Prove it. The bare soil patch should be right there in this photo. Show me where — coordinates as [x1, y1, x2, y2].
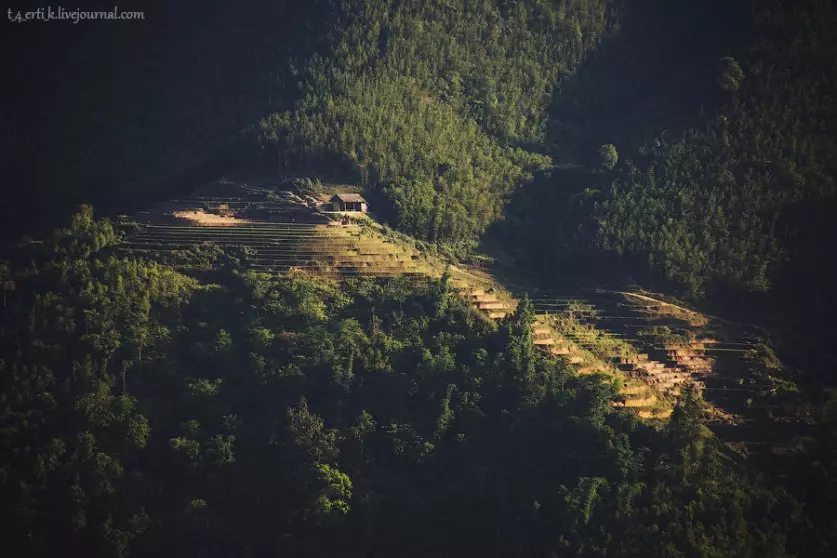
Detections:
[171, 210, 254, 226]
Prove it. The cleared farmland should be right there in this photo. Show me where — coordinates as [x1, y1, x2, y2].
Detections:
[121, 221, 432, 278]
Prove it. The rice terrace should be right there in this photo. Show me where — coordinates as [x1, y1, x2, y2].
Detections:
[116, 180, 816, 471]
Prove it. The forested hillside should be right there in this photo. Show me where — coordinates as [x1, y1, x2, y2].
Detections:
[493, 0, 837, 385]
[594, 0, 837, 296]
[2, 210, 831, 557]
[251, 0, 837, 352]
[501, 0, 837, 289]
[257, 0, 618, 249]
[4, 0, 837, 555]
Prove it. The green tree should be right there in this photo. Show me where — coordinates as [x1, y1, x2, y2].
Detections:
[308, 464, 353, 520]
[598, 143, 619, 170]
[718, 56, 745, 91]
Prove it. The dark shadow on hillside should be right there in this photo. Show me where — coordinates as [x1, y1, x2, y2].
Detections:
[482, 167, 648, 293]
[771, 196, 837, 385]
[0, 0, 341, 240]
[489, 0, 752, 293]
[547, 0, 750, 163]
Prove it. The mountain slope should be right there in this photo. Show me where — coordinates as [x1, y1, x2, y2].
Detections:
[255, 0, 619, 249]
[1, 203, 826, 556]
[495, 0, 837, 391]
[117, 183, 810, 448]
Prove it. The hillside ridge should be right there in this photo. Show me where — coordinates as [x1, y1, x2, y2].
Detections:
[119, 182, 814, 465]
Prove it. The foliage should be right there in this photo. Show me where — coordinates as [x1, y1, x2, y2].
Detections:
[258, 0, 618, 249]
[500, 0, 837, 302]
[718, 56, 745, 92]
[5, 0, 837, 555]
[598, 143, 619, 170]
[0, 211, 827, 556]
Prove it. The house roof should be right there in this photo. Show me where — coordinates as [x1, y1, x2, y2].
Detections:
[332, 193, 367, 203]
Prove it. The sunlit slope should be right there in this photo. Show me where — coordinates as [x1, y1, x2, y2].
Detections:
[118, 185, 813, 456]
[119, 186, 435, 278]
[124, 222, 433, 278]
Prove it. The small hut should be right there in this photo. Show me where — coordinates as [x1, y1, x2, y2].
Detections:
[331, 193, 368, 212]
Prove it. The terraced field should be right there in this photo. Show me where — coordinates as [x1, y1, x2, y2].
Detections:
[122, 221, 430, 278]
[450, 285, 675, 419]
[447, 279, 815, 461]
[119, 186, 433, 278]
[512, 287, 816, 460]
[119, 183, 816, 464]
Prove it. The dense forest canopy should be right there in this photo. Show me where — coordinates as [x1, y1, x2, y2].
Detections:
[251, 0, 837, 327]
[492, 0, 837, 381]
[257, 0, 618, 249]
[3, 0, 837, 556]
[592, 0, 837, 296]
[493, 0, 837, 293]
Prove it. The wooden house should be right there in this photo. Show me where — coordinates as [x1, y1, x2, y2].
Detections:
[331, 193, 368, 212]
